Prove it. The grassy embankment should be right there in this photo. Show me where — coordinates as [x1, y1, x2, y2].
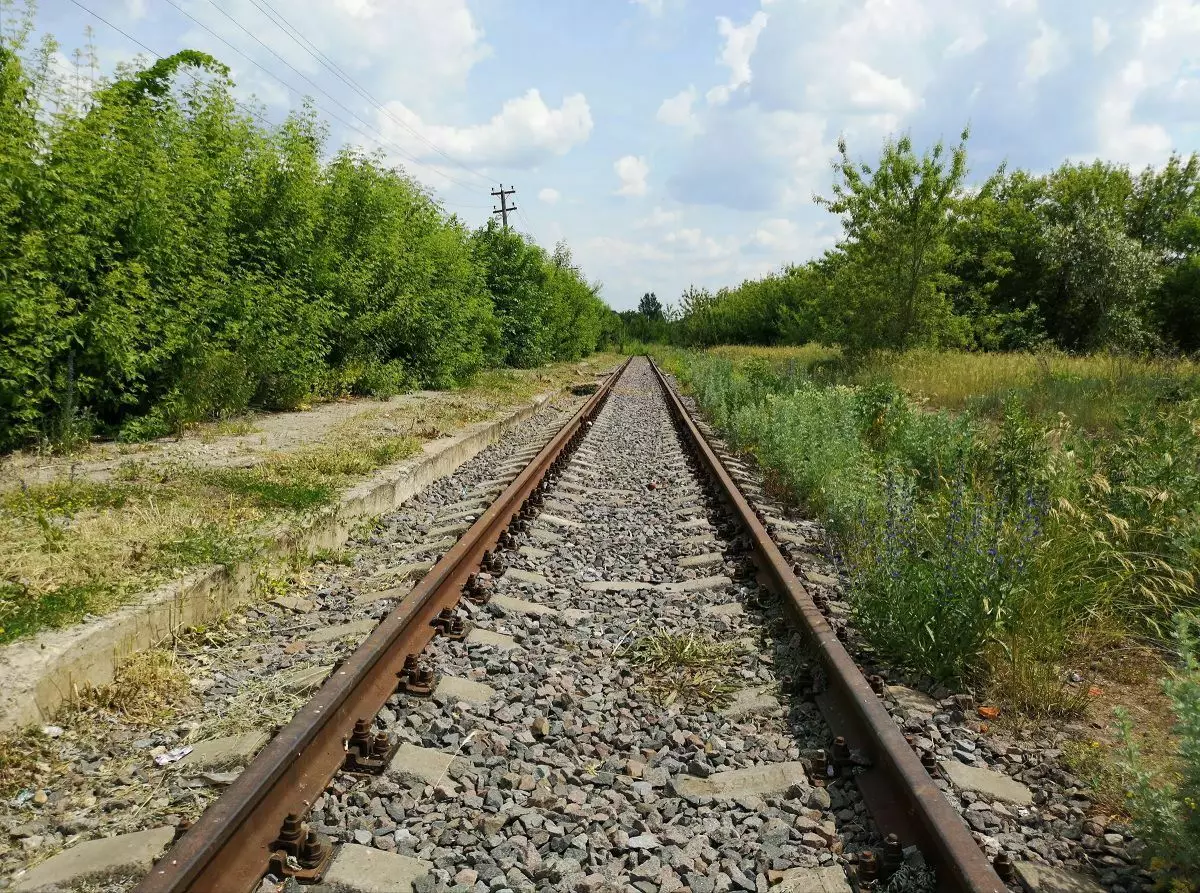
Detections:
[658, 344, 1200, 877]
[0, 357, 619, 644]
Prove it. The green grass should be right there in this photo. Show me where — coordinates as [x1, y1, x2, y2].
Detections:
[0, 356, 619, 644]
[657, 345, 1200, 704]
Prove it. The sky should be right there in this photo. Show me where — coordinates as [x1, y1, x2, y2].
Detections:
[34, 0, 1200, 310]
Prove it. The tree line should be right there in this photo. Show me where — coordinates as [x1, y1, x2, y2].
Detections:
[0, 15, 614, 452]
[654, 128, 1199, 356]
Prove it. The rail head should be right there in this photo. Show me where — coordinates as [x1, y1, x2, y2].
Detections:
[650, 359, 1005, 893]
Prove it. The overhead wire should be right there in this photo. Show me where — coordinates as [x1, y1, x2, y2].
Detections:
[160, 0, 485, 193]
[64, 0, 277, 131]
[65, 0, 504, 216]
[241, 0, 495, 189]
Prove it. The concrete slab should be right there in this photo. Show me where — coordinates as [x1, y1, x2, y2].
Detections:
[353, 586, 408, 606]
[679, 552, 723, 568]
[390, 742, 459, 785]
[681, 534, 718, 546]
[519, 546, 552, 559]
[704, 602, 744, 618]
[433, 506, 483, 524]
[1013, 862, 1105, 893]
[580, 580, 657, 592]
[530, 528, 564, 545]
[381, 561, 435, 581]
[504, 568, 549, 587]
[13, 826, 175, 892]
[177, 731, 268, 771]
[277, 663, 332, 692]
[491, 595, 557, 617]
[662, 575, 731, 593]
[539, 513, 584, 529]
[563, 608, 592, 623]
[304, 619, 377, 644]
[887, 685, 939, 716]
[671, 762, 807, 800]
[435, 497, 489, 515]
[465, 628, 521, 651]
[395, 537, 454, 559]
[322, 844, 432, 893]
[777, 532, 818, 550]
[427, 521, 471, 539]
[765, 516, 801, 531]
[270, 596, 314, 613]
[674, 505, 706, 518]
[678, 517, 713, 530]
[720, 687, 780, 719]
[775, 867, 852, 893]
[942, 761, 1034, 806]
[432, 675, 496, 704]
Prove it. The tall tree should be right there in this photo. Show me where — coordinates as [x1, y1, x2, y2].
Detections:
[816, 129, 971, 353]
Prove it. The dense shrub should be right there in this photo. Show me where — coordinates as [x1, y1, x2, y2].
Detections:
[0, 13, 608, 451]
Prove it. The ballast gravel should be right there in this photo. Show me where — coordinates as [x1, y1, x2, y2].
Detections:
[297, 359, 873, 893]
[0, 394, 590, 891]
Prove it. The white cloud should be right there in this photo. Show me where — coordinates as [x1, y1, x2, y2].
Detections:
[944, 22, 987, 57]
[1093, 17, 1112, 53]
[843, 61, 920, 113]
[707, 11, 769, 106]
[1095, 0, 1200, 165]
[657, 87, 700, 132]
[635, 206, 683, 228]
[1023, 20, 1068, 86]
[615, 155, 650, 196]
[538, 187, 561, 204]
[631, 0, 666, 16]
[378, 89, 593, 168]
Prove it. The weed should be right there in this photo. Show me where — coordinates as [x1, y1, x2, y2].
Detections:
[66, 650, 193, 725]
[206, 467, 332, 511]
[1117, 615, 1200, 885]
[622, 631, 740, 707]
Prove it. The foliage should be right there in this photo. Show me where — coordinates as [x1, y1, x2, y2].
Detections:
[0, 8, 608, 452]
[657, 129, 1200, 358]
[659, 346, 1200, 696]
[815, 129, 971, 353]
[1118, 615, 1200, 886]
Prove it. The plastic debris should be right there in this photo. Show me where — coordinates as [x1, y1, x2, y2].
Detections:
[154, 745, 194, 767]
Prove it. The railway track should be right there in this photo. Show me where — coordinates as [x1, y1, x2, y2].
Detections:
[29, 357, 1007, 893]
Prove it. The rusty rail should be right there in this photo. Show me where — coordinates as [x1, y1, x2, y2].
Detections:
[650, 360, 1005, 893]
[135, 359, 630, 893]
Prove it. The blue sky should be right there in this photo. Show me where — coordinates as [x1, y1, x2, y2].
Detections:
[38, 0, 1200, 310]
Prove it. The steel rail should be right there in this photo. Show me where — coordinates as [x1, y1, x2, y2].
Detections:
[650, 360, 1005, 893]
[135, 358, 631, 893]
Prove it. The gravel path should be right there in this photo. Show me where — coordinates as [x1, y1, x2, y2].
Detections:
[300, 358, 873, 893]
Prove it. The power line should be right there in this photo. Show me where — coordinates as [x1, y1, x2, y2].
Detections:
[63, 0, 276, 130]
[161, 0, 484, 193]
[66, 0, 504, 220]
[241, 0, 494, 188]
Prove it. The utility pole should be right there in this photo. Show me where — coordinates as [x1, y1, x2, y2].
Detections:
[491, 184, 516, 229]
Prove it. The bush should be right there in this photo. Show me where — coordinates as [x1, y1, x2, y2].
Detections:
[0, 9, 608, 452]
[1118, 615, 1200, 885]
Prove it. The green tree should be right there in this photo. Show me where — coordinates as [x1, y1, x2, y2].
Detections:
[816, 129, 971, 353]
[638, 291, 665, 321]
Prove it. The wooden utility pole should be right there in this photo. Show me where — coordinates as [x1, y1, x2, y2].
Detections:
[491, 185, 516, 229]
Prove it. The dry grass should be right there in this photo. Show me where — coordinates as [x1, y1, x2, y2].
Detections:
[64, 649, 194, 725]
[0, 354, 620, 643]
[622, 630, 741, 707]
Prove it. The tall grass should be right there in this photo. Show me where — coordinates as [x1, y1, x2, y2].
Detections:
[658, 346, 1200, 702]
